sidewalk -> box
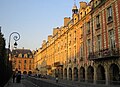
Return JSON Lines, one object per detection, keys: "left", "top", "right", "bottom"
{"left": 4, "top": 78, "right": 25, "bottom": 87}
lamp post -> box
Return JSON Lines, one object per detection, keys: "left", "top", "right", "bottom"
{"left": 8, "top": 32, "right": 20, "bottom": 50}
{"left": 8, "top": 32, "right": 20, "bottom": 72}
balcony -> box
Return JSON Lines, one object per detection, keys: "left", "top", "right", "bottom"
{"left": 54, "top": 62, "right": 63, "bottom": 67}
{"left": 46, "top": 65, "right": 51, "bottom": 69}
{"left": 88, "top": 48, "right": 119, "bottom": 60}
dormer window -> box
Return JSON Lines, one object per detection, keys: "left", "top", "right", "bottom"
{"left": 18, "top": 54, "right": 22, "bottom": 58}
{"left": 22, "top": 54, "right": 24, "bottom": 58}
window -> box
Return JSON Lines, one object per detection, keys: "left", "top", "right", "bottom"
{"left": 19, "top": 60, "right": 21, "bottom": 63}
{"left": 18, "top": 65, "right": 21, "bottom": 69}
{"left": 24, "top": 65, "right": 26, "bottom": 70}
{"left": 74, "top": 31, "right": 76, "bottom": 43}
{"left": 107, "top": 6, "right": 113, "bottom": 22}
{"left": 18, "top": 54, "right": 22, "bottom": 58}
{"left": 69, "top": 48, "right": 71, "bottom": 59}
{"left": 22, "top": 54, "right": 24, "bottom": 58}
{"left": 109, "top": 29, "right": 115, "bottom": 49}
{"left": 24, "top": 54, "right": 28, "bottom": 58}
{"left": 74, "top": 46, "right": 76, "bottom": 59}
{"left": 97, "top": 35, "right": 101, "bottom": 51}
{"left": 29, "top": 65, "right": 31, "bottom": 70}
{"left": 87, "top": 39, "right": 91, "bottom": 54}
{"left": 24, "top": 60, "right": 27, "bottom": 64}
{"left": 80, "top": 43, "right": 83, "bottom": 61}
{"left": 80, "top": 26, "right": 83, "bottom": 38}
{"left": 96, "top": 15, "right": 100, "bottom": 28}
{"left": 87, "top": 21, "right": 90, "bottom": 34}
{"left": 29, "top": 60, "right": 31, "bottom": 64}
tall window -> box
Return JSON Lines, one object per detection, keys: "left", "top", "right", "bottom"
{"left": 87, "top": 21, "right": 90, "bottom": 34}
{"left": 80, "top": 26, "right": 83, "bottom": 38}
{"left": 24, "top": 65, "right": 26, "bottom": 69}
{"left": 29, "top": 65, "right": 31, "bottom": 70}
{"left": 74, "top": 31, "right": 76, "bottom": 43}
{"left": 69, "top": 48, "right": 71, "bottom": 63}
{"left": 109, "top": 29, "right": 115, "bottom": 49}
{"left": 87, "top": 39, "right": 91, "bottom": 54}
{"left": 19, "top": 60, "right": 21, "bottom": 63}
{"left": 97, "top": 35, "right": 101, "bottom": 51}
{"left": 29, "top": 60, "right": 31, "bottom": 64}
{"left": 80, "top": 43, "right": 83, "bottom": 61}
{"left": 74, "top": 46, "right": 76, "bottom": 59}
{"left": 24, "top": 60, "right": 27, "bottom": 64}
{"left": 18, "top": 65, "right": 21, "bottom": 69}
{"left": 69, "top": 48, "right": 71, "bottom": 59}
{"left": 107, "top": 6, "right": 113, "bottom": 22}
{"left": 96, "top": 15, "right": 100, "bottom": 28}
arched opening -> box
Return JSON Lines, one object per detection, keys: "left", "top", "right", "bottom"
{"left": 109, "top": 63, "right": 120, "bottom": 84}
{"left": 69, "top": 68, "right": 72, "bottom": 80}
{"left": 74, "top": 67, "right": 78, "bottom": 81}
{"left": 28, "top": 71, "right": 32, "bottom": 75}
{"left": 80, "top": 67, "right": 85, "bottom": 82}
{"left": 23, "top": 71, "right": 27, "bottom": 75}
{"left": 97, "top": 65, "right": 106, "bottom": 84}
{"left": 64, "top": 68, "right": 67, "bottom": 80}
{"left": 87, "top": 66, "right": 94, "bottom": 83}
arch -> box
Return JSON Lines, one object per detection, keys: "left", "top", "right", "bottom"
{"left": 87, "top": 66, "right": 94, "bottom": 83}
{"left": 69, "top": 68, "right": 72, "bottom": 80}
{"left": 80, "top": 67, "right": 85, "bottom": 82}
{"left": 74, "top": 67, "right": 78, "bottom": 81}
{"left": 64, "top": 68, "right": 67, "bottom": 80}
{"left": 97, "top": 65, "right": 106, "bottom": 84}
{"left": 23, "top": 71, "right": 27, "bottom": 74}
{"left": 28, "top": 71, "right": 32, "bottom": 75}
{"left": 109, "top": 63, "right": 120, "bottom": 84}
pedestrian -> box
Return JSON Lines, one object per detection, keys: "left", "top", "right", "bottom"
{"left": 56, "top": 75, "right": 58, "bottom": 83}
{"left": 12, "top": 73, "right": 16, "bottom": 83}
{"left": 16, "top": 72, "right": 21, "bottom": 83}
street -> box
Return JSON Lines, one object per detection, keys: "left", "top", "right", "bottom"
{"left": 5, "top": 76, "right": 120, "bottom": 87}
{"left": 22, "top": 79, "right": 40, "bottom": 87}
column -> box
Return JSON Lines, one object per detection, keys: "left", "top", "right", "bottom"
{"left": 94, "top": 66, "right": 97, "bottom": 84}
{"left": 105, "top": 66, "right": 109, "bottom": 85}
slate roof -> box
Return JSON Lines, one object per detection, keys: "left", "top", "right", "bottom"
{"left": 12, "top": 49, "right": 33, "bottom": 58}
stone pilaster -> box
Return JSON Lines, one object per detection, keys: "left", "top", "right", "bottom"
{"left": 94, "top": 66, "right": 97, "bottom": 84}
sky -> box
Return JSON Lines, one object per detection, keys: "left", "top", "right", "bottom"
{"left": 0, "top": 0, "right": 90, "bottom": 50}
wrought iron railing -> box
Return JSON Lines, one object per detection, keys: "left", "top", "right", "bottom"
{"left": 88, "top": 48, "right": 119, "bottom": 60}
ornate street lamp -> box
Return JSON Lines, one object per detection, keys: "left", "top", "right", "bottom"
{"left": 8, "top": 32, "right": 20, "bottom": 49}
{"left": 8, "top": 32, "right": 20, "bottom": 73}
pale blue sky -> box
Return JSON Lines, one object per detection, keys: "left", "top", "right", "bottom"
{"left": 0, "top": 0, "right": 90, "bottom": 50}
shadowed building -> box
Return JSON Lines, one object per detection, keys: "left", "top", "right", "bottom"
{"left": 11, "top": 48, "right": 34, "bottom": 75}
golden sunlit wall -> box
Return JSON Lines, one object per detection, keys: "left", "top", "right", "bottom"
{"left": 34, "top": 1, "right": 92, "bottom": 76}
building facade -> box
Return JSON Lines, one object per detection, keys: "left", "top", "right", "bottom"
{"left": 34, "top": 0, "right": 120, "bottom": 85}
{"left": 12, "top": 48, "right": 34, "bottom": 74}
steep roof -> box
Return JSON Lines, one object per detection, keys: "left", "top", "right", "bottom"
{"left": 12, "top": 48, "right": 33, "bottom": 58}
